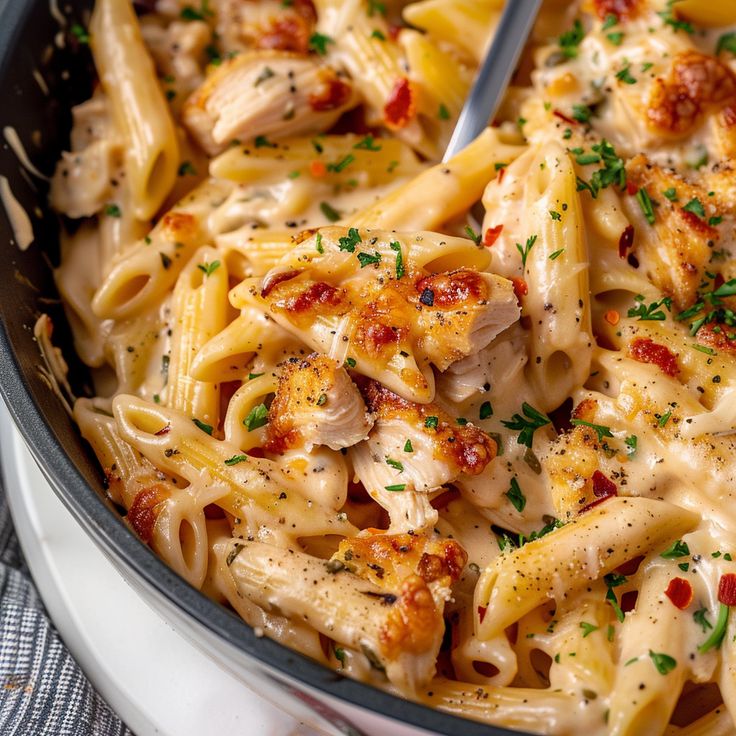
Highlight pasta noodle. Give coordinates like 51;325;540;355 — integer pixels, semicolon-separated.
42;0;736;732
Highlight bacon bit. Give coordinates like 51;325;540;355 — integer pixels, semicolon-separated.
593;0;639;20
287;281;344;313
626;181;639;196
718;573;736;605
309;74;352;112
415;270;487;309
604;309;620;326
478;605;487;624
154;424;171;436
629;337;680;377
553;109;577;125
592;470;617;498
483;225;504;247
162;211;198;239
261;269;301;297
384;78;415;129
618;224;635;259
511;277;528;300
310;160;327;177
443;424;496;476
616;555;644;576
665;577;694;610
621;590;638;613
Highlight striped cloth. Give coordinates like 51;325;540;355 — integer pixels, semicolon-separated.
0;481;132;736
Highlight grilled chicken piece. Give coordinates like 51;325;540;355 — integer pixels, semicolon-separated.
236;227;520;404
625;154;718;310
220;537;445;693
350;380;497;531
265;353;373;452
331;531;467;608
183;51;356;155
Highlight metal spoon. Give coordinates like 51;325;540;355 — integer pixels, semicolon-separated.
443;0;543;161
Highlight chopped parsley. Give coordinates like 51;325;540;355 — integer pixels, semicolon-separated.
438;103;451;120
602;14;617;31
315;232;325;254
624;434;638;456
424;416;439;430
699;603;730;653
248;372;264;380
516;234;538;268
570;418;613;443
192;418;213;435
615;63;636;85
558;19;585;59
676;275;736;336
549;249;565;260
574;140;626;198
254;66;276;86
501;402;551;448
105;203;121;218
224;454;249;466
663;187;678;201
506;477;526;512
627;294;672;321
606;31;624;45
338;227;363;253
479;401;493;420
636;187;656;225
371;29;386;41
658;1;694;34
309;32;334;56
345;357;356;368
327;154;355;173
180;1;213;21
661;539;689;558
384;484;406;492
178;161;197;176
572;104;592;123
357;251;381;268
682;197;705;219
367;0;386;15
717;32;736;56
694;606;713;633
334;646;346;667
70;23;90;44
465;225;481;245
549;210;562;221
386;457;404;472
320;201;341;222
649;650;677;675
254;135;277;148
580;622;599;638
316;393;327;406
244;403;268;431
403;439;413;453
658;410;672;427
197;260;220;277
389;241;404;279
354;135;381;151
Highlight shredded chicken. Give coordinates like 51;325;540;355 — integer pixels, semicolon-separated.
265;353;373;452
183;51;356;155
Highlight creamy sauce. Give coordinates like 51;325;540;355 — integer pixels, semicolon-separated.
0;176;34;251
3;127;49;181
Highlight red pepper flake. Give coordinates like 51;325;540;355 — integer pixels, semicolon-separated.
592;0;639;21
618;224;634;259
387;23;402;41
497;166;506;183
665;577;693;610
483;225;504;247
621;590;638;613
616;555;644;576
478;605;487;624
592;470;617;498
626;181;638;196
629;337;680;377
553;109;576;125
718;573;736;605
384;78;414;129
154;424;171;436
511;277;528;300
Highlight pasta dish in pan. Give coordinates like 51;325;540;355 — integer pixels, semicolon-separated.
42;0;736;732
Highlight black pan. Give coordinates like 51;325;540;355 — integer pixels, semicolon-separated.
0;2;522;733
